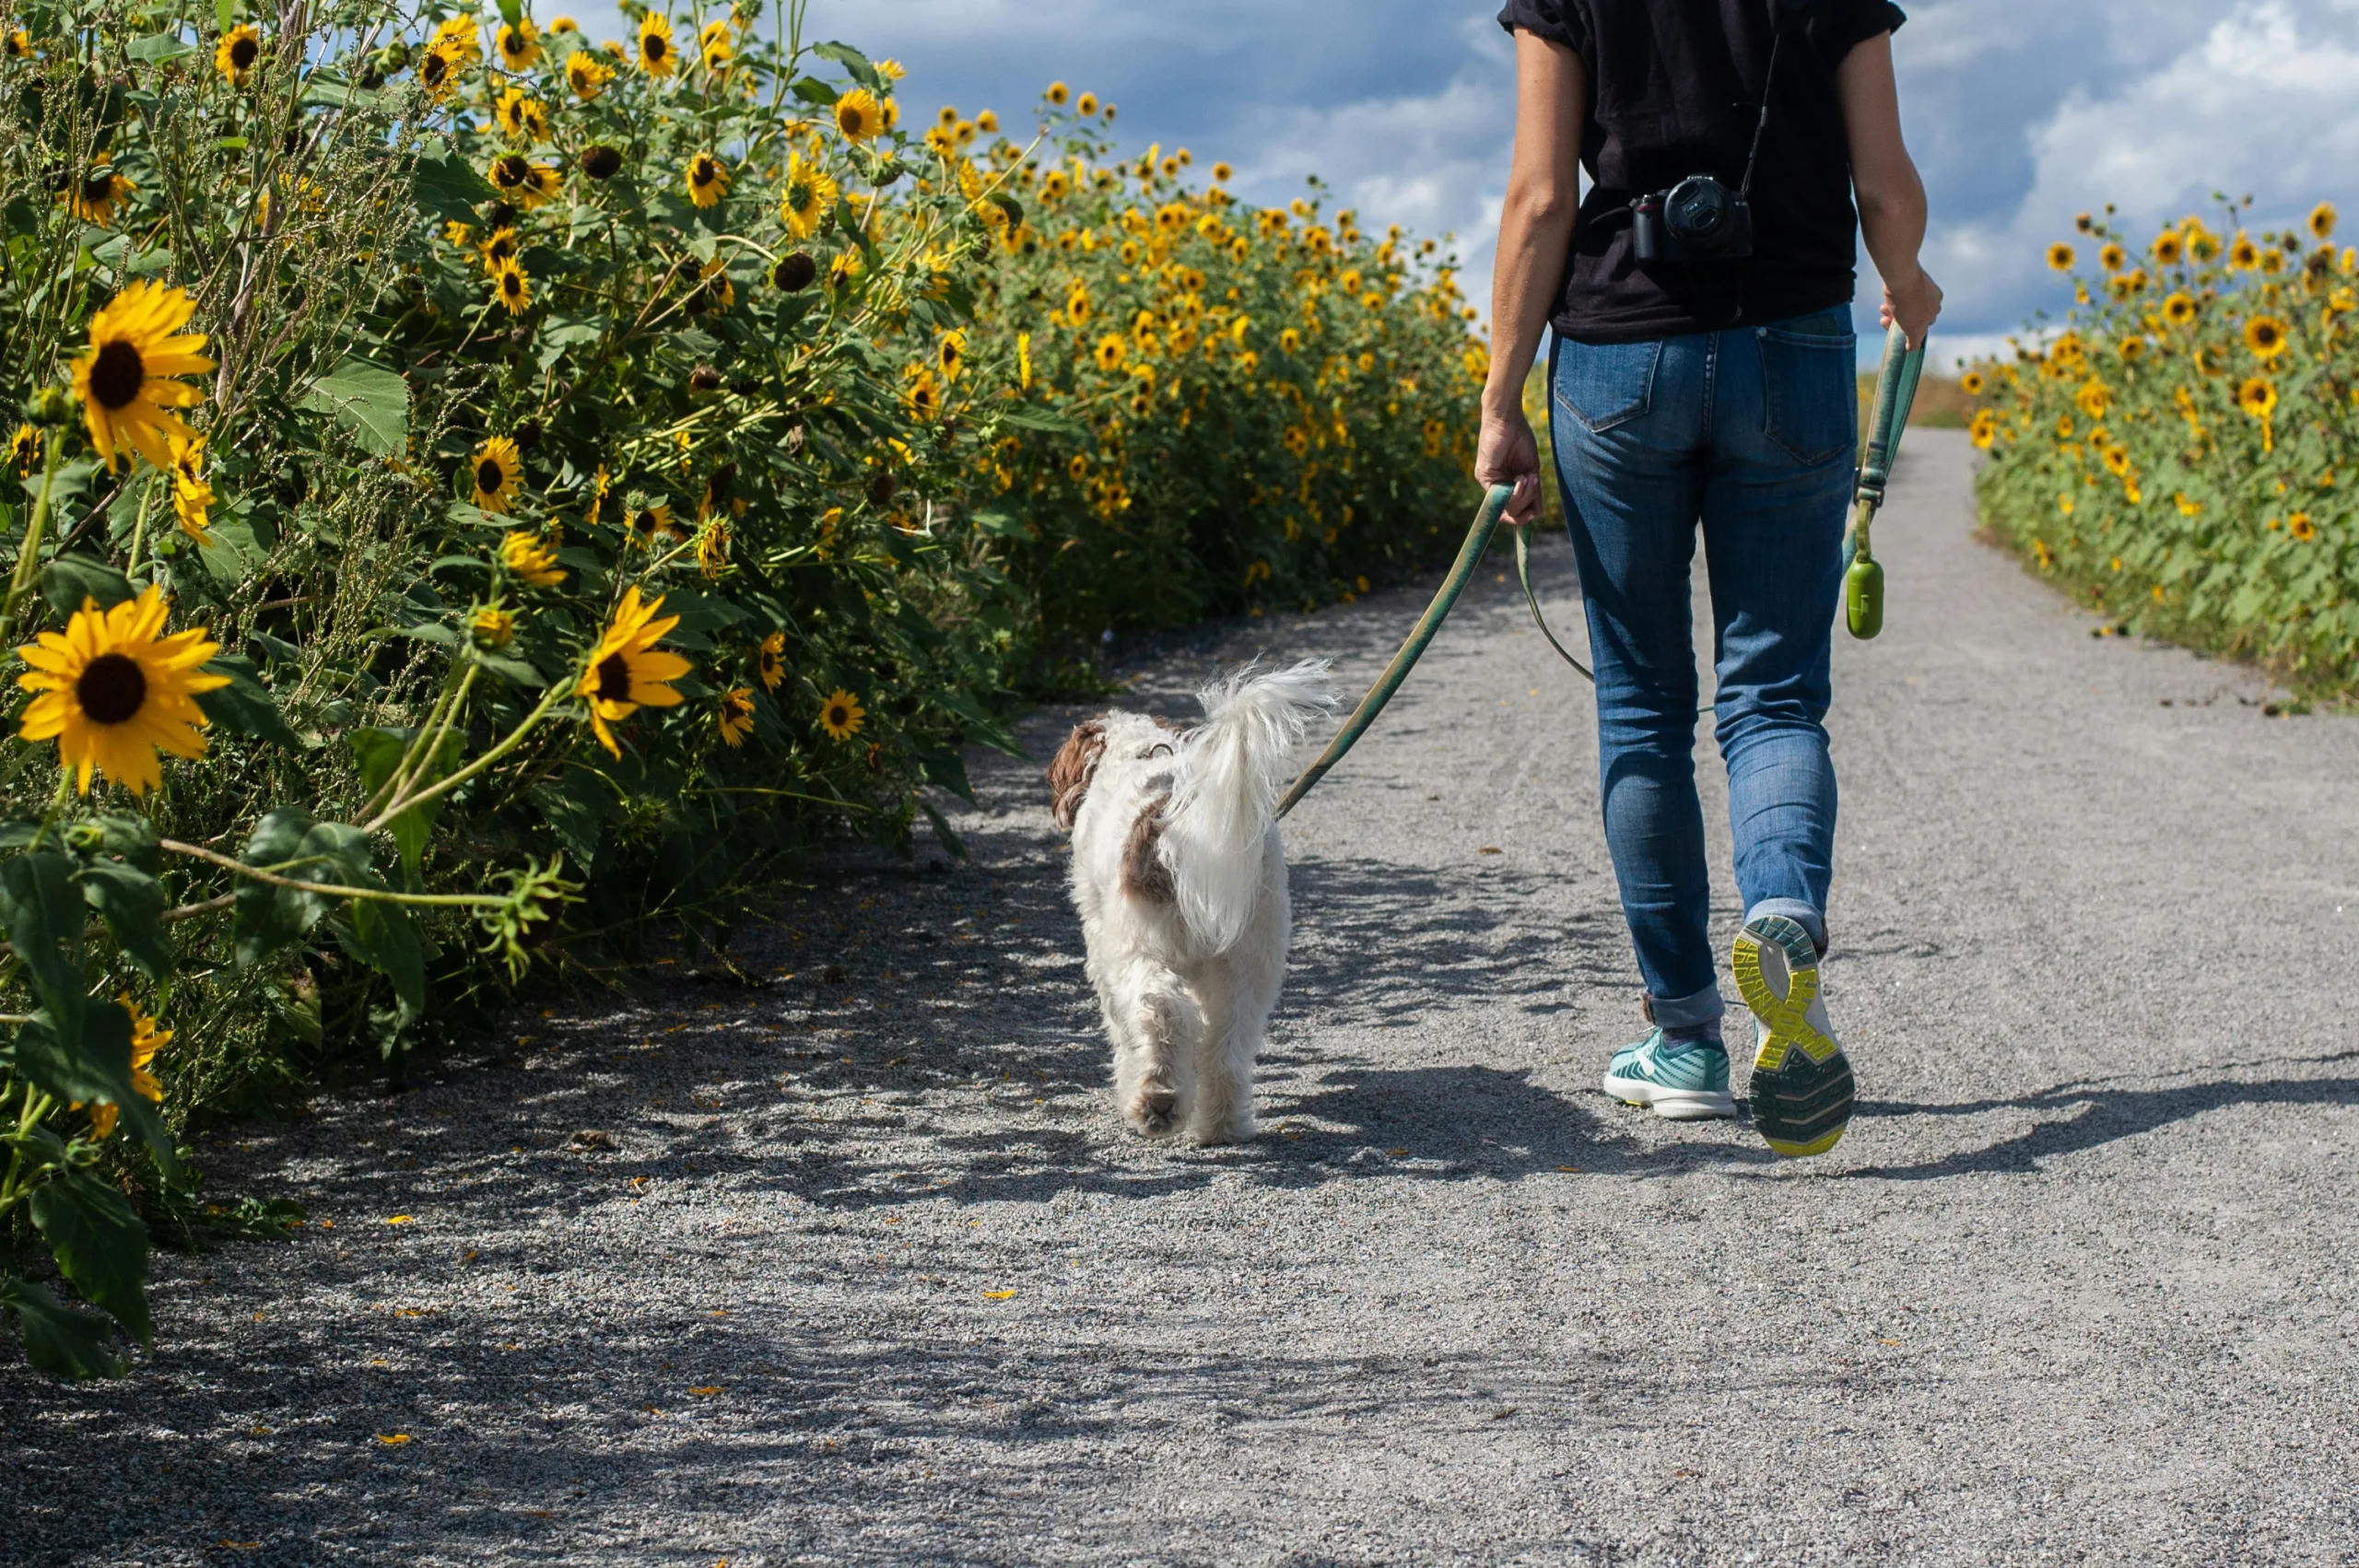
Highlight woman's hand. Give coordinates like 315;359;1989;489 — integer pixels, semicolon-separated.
1880;265;1943;350
1475;401;1545;526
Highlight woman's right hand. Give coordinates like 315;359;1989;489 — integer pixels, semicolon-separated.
1475;402;1544;526
1881;266;1943;350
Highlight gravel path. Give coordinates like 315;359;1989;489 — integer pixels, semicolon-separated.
9;432;2359;1567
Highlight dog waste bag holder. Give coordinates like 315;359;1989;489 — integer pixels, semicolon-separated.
1844;322;1927;641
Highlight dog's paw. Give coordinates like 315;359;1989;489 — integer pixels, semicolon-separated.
1125;1085;1180;1139
1190;1110;1255;1147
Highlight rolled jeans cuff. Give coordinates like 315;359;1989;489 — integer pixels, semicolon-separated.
1649;980;1726;1033
1744;897;1826;955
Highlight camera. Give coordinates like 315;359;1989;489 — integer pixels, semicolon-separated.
1631;174;1755;264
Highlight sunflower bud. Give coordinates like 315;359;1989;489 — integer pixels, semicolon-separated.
771;252;816;291
867;469;896;506
513;418;544;451
580;144;623;181
24;385;75;427
688;364;722;392
378;41;411;71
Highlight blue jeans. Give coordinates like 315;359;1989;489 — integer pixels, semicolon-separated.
1545;307;1856;1033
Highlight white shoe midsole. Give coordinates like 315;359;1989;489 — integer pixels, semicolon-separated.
1601;1071;1736;1120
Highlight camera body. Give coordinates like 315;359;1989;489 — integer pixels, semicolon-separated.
1631;174;1755;264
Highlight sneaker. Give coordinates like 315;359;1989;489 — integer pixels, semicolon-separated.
1731;914;1854;1158
1601;1029;1736;1120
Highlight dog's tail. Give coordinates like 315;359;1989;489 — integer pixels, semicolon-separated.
1160;659;1334;952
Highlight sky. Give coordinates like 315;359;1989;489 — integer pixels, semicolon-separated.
592;0;2359;369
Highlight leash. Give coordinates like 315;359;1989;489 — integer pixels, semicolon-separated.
1276;323;1927;815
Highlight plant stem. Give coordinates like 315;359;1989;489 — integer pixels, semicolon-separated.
123;473;156;580
362;676;569;835
156;837;514;907
0;438;66;645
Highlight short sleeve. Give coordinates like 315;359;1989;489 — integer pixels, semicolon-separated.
1497;0;1587;54
1811;0;1905;63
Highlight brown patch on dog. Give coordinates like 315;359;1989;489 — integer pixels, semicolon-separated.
1121;791;1175;904
1046;720;1106;831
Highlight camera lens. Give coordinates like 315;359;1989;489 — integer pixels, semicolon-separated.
1665;176;1731;247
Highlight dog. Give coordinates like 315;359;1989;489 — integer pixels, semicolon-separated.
1046;661;1333;1144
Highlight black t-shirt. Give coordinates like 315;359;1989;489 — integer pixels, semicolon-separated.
1496;0;1905;342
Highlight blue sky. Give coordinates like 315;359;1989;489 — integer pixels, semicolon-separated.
593;0;2359;368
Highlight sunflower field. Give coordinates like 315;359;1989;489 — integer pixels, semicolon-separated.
1967;201;2359;695
0;0;1485;1375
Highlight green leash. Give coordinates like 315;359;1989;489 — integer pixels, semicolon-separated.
1276;324;1927;815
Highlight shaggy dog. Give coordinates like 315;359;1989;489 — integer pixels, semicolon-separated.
1046;661;1333;1143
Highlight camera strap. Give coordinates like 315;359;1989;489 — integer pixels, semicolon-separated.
1736;4;1793;199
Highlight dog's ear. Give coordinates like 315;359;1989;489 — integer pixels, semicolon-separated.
1046;719;1106;831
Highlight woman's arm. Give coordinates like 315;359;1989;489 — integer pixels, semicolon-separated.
1477;29;1586;526
1836;31;1941;347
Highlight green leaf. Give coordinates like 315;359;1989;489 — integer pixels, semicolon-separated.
0;1275;123;1379
297;357;408;457
76;860;170;977
194;654;299;748
914;743;974;802
29;1171;151;1346
813;40;881;89
527;766;618;873
919;801;968;860
10;1005;166;1164
125;30;196;61
342;901;425;1026
788;76;838;107
995;405;1090;438
411;136;498;224
351;727;462;879
934;689;1025;758
231;808;331;965
38;555;137;616
496;0;523;28
0;853;88;1032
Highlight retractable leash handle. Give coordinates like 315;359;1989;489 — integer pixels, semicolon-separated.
1843;322;1926;640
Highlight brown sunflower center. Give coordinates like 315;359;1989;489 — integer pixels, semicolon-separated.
693;158;717;184
581;145;623;180
76;652;147;725
229;34;259;69
423;52;449;85
493;155;529;187
827;702;849;726
644;33;666;60
595;653;632;703
82;171;117;204
475;458;504;493
841;107;866;135
501;272;523;298
88;339;146;411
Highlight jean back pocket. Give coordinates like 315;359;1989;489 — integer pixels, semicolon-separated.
1755;313;1857;466
1555;337;1662;435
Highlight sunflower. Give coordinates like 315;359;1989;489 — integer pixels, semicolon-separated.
1075;91;1098;117
2289;511;2318;542
58;159;135;228
1968;409;1997;450
216;23;263;85
818;688;864;741
581;144;624;180
755;631;786;691
472;604;514;647
476;225;521;273
492;259;532;313
417;38;464;101
2310;203;2338;242
835;86;883;142
2151;230;2183;266
72;281;214;473
770;251;816;291
697;519;730;578
501;529;567;587
2075;380;2111;419
2238;375;2277;419
937;328;966;379
2244;315;2289;360
550;15;580;33
565;48;614;99
169;433;213;544
717;686;756;746
780;151;837;238
685;151;732;208
495;18;541;70
1958;369;1986;397
2164;291;2198;327
628;501;678;547
578;586;692;756
827;249;863;289
636;10;676;76
7;424;40;476
977;109;998;134
902;368;942;421
5;28;30;57
16;585;229;796
699;18;732;67
1046;80;1068;106
2185;223;2221;263
471;437;523;512
2229;233;2260;271
2098;242;2125;273
495;87;550;144
1065;285;1092;324
2117;336;2145;364
1094;334;1126;371
432;14;483;66
687;263;734;314
80;996;170;1139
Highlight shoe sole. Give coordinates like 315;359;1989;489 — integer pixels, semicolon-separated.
1731;916;1854;1158
1600;1070;1736;1121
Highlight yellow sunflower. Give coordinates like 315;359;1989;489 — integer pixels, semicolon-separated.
636;11;676;76
903;367;942;421
57;159;135;228
565;49;613;99
699;18;732;68
495;18;540;70
2151;230;2184;266
16;585;229;796
2229;233;2260;271
2238;375;2277;420
2310;203;2338;242
1046;80;1068;106
5;28;31;58
2185;223;2221;263
937;328;966;379
1094;334;1126;371
169;433;213;544
2098;242;2125;273
628;501;678;548
579;586;692;756
818;688;864;741
214;22;263;85
72;281;214;473
501;530;567;587
716;686;756;747
2164;291;2198;326
780;151;837;238
697;519;730;578
2244;315;2289;360
495;87;549;144
549;15;580;33
472;605;514;647
1968;409;1997;450
835;87;883;142
471;437;523;513
755;631;786;691
8;424;40;476
492;259;531;313
476;224;522;273
1075;91;1098;117
2289;511;2318;542
432;14;482;66
1960;369;1986;396
685;151;731;208
487;153;561;209
417;37;464;100
81;996;170;1138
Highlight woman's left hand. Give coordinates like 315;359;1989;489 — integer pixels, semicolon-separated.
1475;404;1544;526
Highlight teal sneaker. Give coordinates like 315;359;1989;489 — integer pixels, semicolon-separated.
1731;914;1855;1158
1601;1029;1736;1120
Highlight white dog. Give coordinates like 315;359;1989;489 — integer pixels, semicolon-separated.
1046;661;1333;1144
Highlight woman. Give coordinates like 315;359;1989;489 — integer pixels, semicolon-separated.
1478;0;1940;1157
